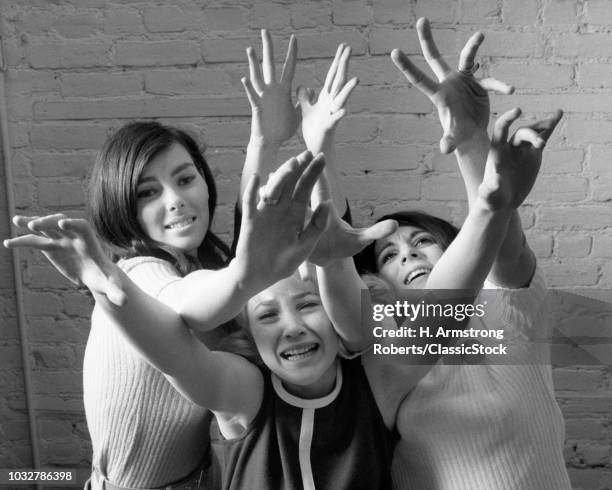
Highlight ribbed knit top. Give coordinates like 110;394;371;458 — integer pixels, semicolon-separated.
366;267;571;490
83;257;210;489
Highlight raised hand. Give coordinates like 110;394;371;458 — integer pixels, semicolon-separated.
242;29;299;146
298;44;359;154
307;168;397;266
4;215;127;306
236;151;331;285
391;17;514;153
479;109;563;211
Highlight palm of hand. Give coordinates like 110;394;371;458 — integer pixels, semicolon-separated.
432;73;490;150
308;208;360;266
301;94;337;150
480;143;541;211
253;85;299;144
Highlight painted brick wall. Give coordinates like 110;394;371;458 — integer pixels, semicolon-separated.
0;1;610;488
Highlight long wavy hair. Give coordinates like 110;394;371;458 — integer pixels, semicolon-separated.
89;121;229;275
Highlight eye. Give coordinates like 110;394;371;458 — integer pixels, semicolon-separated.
178;174;196;186
415;235;435;247
298;300;320;311
136;187;157;199
379;250;397;265
256;310;278;322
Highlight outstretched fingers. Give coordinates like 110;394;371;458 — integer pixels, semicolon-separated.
391;49;437;97
323;44;345;94
479;77;515;95
4;233;55;250
492;107;522;145
458;31;484;74
246;46;264;94
280;35;297;86
416;17;452;81
292;152;326;205
358;219;398;244
330;45;351;96
241;77;260;108
333;76;358;111
261;29;276;84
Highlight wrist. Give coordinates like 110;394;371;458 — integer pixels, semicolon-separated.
227;258;269;300
248;136;282;152
454;129;489;157
473;194;513;220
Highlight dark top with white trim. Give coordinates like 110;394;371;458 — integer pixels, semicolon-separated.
210;358;396;490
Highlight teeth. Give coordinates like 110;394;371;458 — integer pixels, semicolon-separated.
166;217;195;229
405;268;431;284
282;344;318;360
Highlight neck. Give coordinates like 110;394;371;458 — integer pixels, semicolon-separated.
282;359;338;399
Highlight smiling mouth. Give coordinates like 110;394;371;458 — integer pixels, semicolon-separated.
165;217;196;230
280;343;319;362
404;267;432;285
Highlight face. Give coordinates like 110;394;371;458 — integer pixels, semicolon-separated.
247;275;339;399
374;225;444;293
136;143;210;256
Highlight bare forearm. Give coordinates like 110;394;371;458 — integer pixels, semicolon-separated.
240;139;281;205
316;258;371;350
455;132;532;285
426;199;511;291
307;135;347;216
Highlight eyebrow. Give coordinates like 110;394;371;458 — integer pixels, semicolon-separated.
137;162;196;185
251;291;319;310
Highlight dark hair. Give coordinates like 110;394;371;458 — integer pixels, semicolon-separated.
355;210;459;275
89;121;229;274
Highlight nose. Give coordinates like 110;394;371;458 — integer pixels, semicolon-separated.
165;190;185;212
401;249;420;264
283;312;307;338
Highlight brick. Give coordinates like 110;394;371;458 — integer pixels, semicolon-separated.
592;176;612;202
251;4;291;29
539;206;612;229
33;370;82;394
541;149;583;174
588;146;612;174
565;120;612;145
0;343;22;370
33;395;84;413
543;0;578;25
380;115;441;144
493;94;612;114
14;182;34;208
34;97;250;120
314;56;403;86
503;0;539;24
371;28;457;56
6;69;58;95
373;0;413;24
201;7;248;31
478;32;541;57
10;123;29;148
115;41;200;67
422;174;466;200
580;444;611;465
29;319;89;344
296;31;367;59
577;63;612;88
202;37;258;63
525;232;553;258
2;40;24;67
207;149;246;175
31;345;77;369
552;33;612;58
16;11;54;35
459;0;501;23
529;175;587;202
564;418;607;440
30;124;109;150
591;236;612;258
144;69;232;96
144;6;191;32
489;63;573;89
203;121;250;147
351;87;433;114
26;42;112;69
343;172;421;201
38;182;85;207
415;0;457;23
555;235;592;257
544;261;599;286
338;144;423;171
62;291;94;317
333;1;372;26
54;12;102;38
32;152;95;180
335;115;380;143
7;95;33;121
60;72;142;97
23;292;63;317
104;8;144;36
292;3;332;29
584;0;612;24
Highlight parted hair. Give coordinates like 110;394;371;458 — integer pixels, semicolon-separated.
89;121;230;275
